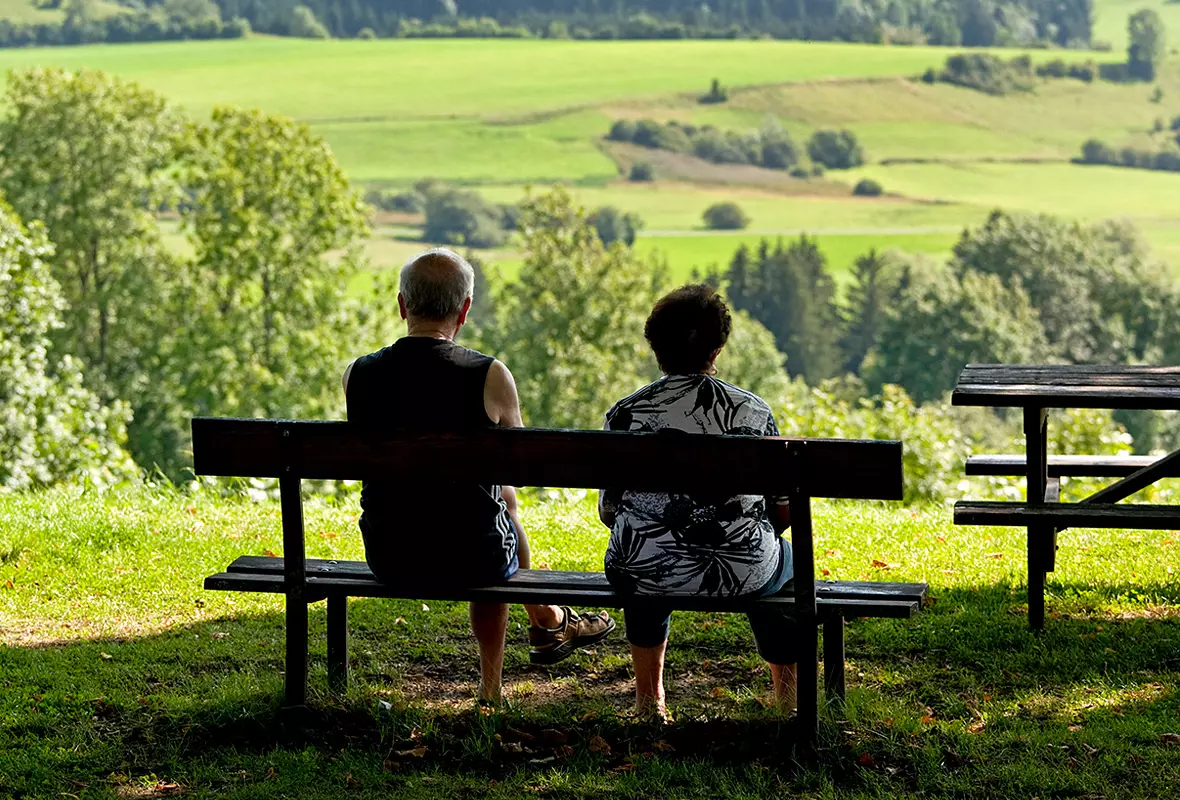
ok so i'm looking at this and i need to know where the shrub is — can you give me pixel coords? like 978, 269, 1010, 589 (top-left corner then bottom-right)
391, 191, 424, 213
423, 187, 507, 249
1068, 62, 1097, 82
608, 119, 637, 142
853, 178, 884, 196
1171, 116, 1180, 132
1150, 86, 1164, 104
356, 27, 376, 39
1080, 139, 1116, 164
789, 166, 810, 179
629, 162, 654, 181
497, 202, 522, 231
588, 206, 643, 246
811, 164, 826, 177
699, 77, 729, 104
1036, 59, 1068, 78
287, 5, 330, 38
703, 202, 750, 230
935, 53, 1035, 95
631, 119, 691, 153
807, 129, 865, 169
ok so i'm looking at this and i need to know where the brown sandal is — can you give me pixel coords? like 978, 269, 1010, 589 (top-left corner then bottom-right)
528, 606, 615, 665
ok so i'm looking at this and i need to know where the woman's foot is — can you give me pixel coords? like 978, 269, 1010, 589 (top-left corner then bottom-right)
528, 607, 616, 665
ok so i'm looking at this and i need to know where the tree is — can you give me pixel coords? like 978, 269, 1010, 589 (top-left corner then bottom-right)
0, 201, 136, 490
629, 161, 655, 181
0, 68, 189, 472
703, 202, 750, 230
1128, 8, 1166, 81
853, 178, 884, 196
716, 309, 790, 401
806, 129, 865, 169
482, 188, 661, 429
758, 117, 801, 170
951, 211, 1172, 365
840, 249, 900, 375
588, 206, 644, 247
725, 237, 844, 383
863, 263, 1049, 403
179, 107, 379, 423
423, 187, 508, 248
288, 4, 330, 38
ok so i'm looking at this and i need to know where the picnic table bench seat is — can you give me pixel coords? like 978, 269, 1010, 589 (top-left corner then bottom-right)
965, 454, 1170, 478
192, 417, 923, 745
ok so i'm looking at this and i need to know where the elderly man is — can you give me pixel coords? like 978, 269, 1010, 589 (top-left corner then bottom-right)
343, 248, 614, 705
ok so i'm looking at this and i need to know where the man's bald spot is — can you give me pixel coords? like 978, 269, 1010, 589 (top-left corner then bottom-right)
399, 248, 475, 320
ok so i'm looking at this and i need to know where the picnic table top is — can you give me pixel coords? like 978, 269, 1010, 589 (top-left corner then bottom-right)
952, 364, 1180, 410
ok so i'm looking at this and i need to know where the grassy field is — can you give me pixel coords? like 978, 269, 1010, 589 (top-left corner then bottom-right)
1, 486, 1178, 798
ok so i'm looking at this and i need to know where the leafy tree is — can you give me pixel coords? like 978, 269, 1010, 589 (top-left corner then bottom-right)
0, 201, 136, 490
288, 4, 330, 38
482, 187, 661, 429
629, 161, 655, 181
588, 206, 643, 247
179, 107, 378, 423
0, 68, 189, 471
1128, 8, 1166, 81
840, 249, 901, 375
423, 187, 507, 248
951, 211, 1173, 365
863, 262, 1049, 403
806, 129, 865, 169
853, 178, 884, 196
716, 309, 790, 401
759, 118, 801, 170
725, 237, 844, 383
703, 202, 750, 230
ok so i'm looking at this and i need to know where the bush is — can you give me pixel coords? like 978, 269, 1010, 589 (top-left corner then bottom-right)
1068, 62, 1097, 82
608, 119, 637, 142
356, 27, 376, 39
807, 129, 865, 169
287, 5, 330, 38
1036, 59, 1068, 78
1080, 138, 1116, 165
810, 164, 826, 177
497, 202, 522, 231
628, 161, 654, 181
934, 53, 1035, 95
699, 77, 728, 104
703, 202, 750, 230
423, 187, 507, 249
853, 178, 884, 196
588, 206, 643, 246
789, 166, 810, 179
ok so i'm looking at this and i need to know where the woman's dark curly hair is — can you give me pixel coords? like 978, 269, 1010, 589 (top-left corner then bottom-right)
644, 284, 733, 375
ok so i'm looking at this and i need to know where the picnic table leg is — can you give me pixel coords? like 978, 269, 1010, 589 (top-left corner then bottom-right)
1024, 407, 1050, 631
822, 615, 846, 705
327, 595, 349, 693
280, 475, 309, 707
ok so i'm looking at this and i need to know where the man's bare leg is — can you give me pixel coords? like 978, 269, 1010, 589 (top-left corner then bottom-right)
470, 601, 509, 704
769, 662, 798, 711
631, 640, 668, 719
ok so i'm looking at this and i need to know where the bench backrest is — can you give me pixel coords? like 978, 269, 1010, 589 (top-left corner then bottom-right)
191, 418, 904, 501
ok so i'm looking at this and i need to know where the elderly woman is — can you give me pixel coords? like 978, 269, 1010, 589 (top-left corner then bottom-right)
598, 284, 795, 720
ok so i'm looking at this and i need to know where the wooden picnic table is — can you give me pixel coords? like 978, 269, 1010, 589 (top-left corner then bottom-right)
951, 364, 1180, 629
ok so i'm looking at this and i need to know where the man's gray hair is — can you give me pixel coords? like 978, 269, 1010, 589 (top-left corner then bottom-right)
399, 248, 475, 320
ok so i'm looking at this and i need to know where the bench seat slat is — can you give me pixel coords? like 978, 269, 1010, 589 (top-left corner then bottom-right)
204, 570, 921, 618
965, 454, 1166, 478
955, 501, 1180, 529
224, 556, 926, 602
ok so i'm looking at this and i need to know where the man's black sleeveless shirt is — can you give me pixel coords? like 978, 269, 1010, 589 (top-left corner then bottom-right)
345, 337, 516, 583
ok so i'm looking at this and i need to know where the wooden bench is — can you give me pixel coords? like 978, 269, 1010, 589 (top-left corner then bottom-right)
193, 418, 925, 744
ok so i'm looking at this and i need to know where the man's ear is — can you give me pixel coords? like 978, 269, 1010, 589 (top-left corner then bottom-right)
456, 295, 473, 327
397, 293, 408, 321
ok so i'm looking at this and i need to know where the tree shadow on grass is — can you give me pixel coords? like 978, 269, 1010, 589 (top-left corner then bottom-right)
2, 582, 1179, 798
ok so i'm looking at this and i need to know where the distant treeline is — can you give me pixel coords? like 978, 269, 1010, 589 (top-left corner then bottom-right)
0, 0, 249, 48
213, 0, 1095, 46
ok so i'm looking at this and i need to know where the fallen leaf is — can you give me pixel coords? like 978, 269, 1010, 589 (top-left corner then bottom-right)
985, 552, 1004, 559
319, 531, 339, 539
263, 550, 278, 558
99, 652, 113, 661
710, 687, 725, 698
936, 535, 946, 543
920, 714, 936, 725
870, 559, 890, 569
821, 569, 831, 577
153, 780, 182, 794
967, 719, 986, 734
858, 752, 875, 767
394, 617, 405, 625
1161, 733, 1180, 745
396, 746, 428, 758
3, 580, 12, 590
588, 736, 611, 754
211, 632, 228, 640
653, 739, 675, 752
500, 741, 524, 754
421, 604, 430, 612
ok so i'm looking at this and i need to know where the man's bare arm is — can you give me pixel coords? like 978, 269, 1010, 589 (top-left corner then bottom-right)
483, 360, 524, 429
342, 360, 356, 395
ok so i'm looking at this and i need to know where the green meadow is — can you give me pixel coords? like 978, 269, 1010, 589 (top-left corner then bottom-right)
0, 9, 1177, 283
2, 487, 1179, 798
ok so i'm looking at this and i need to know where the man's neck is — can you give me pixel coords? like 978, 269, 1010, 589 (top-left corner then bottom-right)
405, 321, 457, 341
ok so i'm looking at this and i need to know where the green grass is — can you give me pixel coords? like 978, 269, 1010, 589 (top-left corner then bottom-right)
2, 486, 1179, 798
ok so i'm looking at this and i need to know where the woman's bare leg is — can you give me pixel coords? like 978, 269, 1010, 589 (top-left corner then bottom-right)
631, 640, 668, 718
769, 662, 798, 711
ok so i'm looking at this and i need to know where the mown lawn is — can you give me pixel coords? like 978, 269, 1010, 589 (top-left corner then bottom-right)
1, 486, 1178, 798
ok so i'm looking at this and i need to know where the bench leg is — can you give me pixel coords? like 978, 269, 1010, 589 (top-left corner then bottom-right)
823, 616, 846, 704
285, 592, 309, 707
327, 595, 349, 693
1028, 538, 1047, 632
